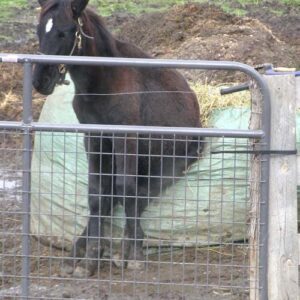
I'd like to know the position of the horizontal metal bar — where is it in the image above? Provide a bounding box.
[1,53,259,77]
[220,82,250,95]
[0,121,264,138]
[0,121,22,130]
[211,150,297,155]
[33,123,264,138]
[0,54,270,139]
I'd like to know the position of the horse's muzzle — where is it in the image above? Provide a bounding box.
[32,64,60,95]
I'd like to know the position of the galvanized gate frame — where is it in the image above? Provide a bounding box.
[0,53,271,299]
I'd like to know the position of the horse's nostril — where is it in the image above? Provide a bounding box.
[32,74,53,95]
[32,78,40,89]
[43,77,50,86]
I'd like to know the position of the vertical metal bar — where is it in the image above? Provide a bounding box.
[21,61,33,299]
[258,77,271,300]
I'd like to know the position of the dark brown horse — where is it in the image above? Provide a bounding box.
[33,0,201,277]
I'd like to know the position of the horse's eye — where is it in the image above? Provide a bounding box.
[58,31,66,39]
[36,24,41,34]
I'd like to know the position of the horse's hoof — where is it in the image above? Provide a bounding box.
[112,253,126,268]
[73,265,92,278]
[127,260,144,270]
[60,264,74,277]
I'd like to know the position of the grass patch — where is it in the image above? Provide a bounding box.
[227,0,299,5]
[1,0,298,19]
[0,0,27,21]
[220,3,248,16]
[91,0,299,16]
[277,0,300,4]
[91,0,188,16]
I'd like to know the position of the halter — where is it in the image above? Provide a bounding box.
[57,17,93,85]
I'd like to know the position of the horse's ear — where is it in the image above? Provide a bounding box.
[71,0,89,18]
[38,0,48,6]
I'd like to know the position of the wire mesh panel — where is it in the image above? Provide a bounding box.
[1,128,262,299]
[0,130,23,298]
[0,53,272,299]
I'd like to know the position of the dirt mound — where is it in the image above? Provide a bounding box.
[117,3,299,82]
[246,2,300,47]
[1,2,299,123]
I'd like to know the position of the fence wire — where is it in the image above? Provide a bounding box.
[0,54,271,299]
[0,129,264,299]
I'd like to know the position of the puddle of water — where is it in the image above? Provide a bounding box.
[0,171,22,192]
[0,179,19,190]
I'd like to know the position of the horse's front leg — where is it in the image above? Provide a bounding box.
[73,183,112,277]
[61,225,87,276]
[74,137,113,278]
[63,137,113,278]
[113,136,145,270]
[62,152,102,277]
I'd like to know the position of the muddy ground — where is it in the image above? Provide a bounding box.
[0,1,299,299]
[1,175,250,300]
[0,151,251,299]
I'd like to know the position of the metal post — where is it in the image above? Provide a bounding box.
[259,77,271,300]
[21,61,33,299]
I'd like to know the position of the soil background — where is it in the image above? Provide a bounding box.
[0,1,299,123]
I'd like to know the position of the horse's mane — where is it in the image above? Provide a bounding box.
[81,8,119,56]
[80,7,151,58]
[40,0,68,20]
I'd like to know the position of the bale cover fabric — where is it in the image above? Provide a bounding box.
[31,79,251,249]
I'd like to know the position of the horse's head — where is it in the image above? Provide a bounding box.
[33,0,89,95]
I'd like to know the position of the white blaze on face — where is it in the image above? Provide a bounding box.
[45,18,53,33]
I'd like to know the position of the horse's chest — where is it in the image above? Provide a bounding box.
[73,97,140,125]
[73,99,105,124]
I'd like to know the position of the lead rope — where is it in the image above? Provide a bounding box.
[57,31,81,84]
[58,17,94,85]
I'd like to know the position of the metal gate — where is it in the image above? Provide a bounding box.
[0,54,270,299]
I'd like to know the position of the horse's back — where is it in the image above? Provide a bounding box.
[116,40,200,129]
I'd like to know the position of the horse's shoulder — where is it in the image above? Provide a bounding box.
[115,39,151,59]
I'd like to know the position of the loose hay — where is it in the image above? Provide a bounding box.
[0,63,45,122]
[0,90,21,121]
[191,82,251,127]
[0,90,45,122]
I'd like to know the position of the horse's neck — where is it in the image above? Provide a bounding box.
[69,18,149,94]
[69,28,119,92]
[83,16,119,57]
[69,64,117,95]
